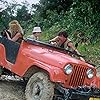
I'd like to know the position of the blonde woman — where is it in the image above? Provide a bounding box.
[5,20,23,43]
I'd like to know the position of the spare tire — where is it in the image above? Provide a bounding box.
[25,72,54,100]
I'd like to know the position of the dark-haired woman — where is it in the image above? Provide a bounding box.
[50,31,85,61]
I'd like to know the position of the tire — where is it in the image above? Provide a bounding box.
[25,72,54,100]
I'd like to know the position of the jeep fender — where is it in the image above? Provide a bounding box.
[36,62,66,83]
[0,44,7,66]
[24,61,66,83]
[91,76,100,88]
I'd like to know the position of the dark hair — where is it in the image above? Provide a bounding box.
[58,31,68,38]
[32,32,36,34]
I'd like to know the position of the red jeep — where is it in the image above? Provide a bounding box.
[0,35,100,100]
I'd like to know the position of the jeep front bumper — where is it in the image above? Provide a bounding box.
[54,84,100,100]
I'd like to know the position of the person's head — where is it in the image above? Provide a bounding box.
[58,31,68,41]
[32,27,42,37]
[9,20,23,36]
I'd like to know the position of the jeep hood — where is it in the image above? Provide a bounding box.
[23,45,91,69]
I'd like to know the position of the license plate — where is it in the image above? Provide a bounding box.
[89,98,100,100]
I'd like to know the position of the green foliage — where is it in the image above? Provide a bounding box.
[41,23,62,41]
[33,0,73,17]
[78,41,100,65]
[40,0,100,43]
[0,0,100,43]
[0,0,32,33]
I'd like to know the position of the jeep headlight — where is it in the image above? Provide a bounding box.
[87,69,94,79]
[64,64,73,74]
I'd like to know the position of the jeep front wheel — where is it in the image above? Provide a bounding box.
[25,72,54,100]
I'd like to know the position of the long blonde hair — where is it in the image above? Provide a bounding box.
[9,20,23,37]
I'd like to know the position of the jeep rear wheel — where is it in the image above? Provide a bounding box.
[25,72,54,100]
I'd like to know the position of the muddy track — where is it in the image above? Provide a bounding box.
[0,80,26,100]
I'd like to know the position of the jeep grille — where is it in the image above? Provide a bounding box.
[69,65,88,87]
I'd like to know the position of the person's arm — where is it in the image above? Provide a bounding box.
[67,42,85,61]
[5,31,11,40]
[6,32,22,42]
[11,33,22,42]
[49,36,59,45]
[49,36,59,42]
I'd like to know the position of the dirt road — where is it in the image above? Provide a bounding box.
[0,80,26,100]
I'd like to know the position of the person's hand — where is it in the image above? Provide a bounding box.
[50,41,58,46]
[4,30,11,40]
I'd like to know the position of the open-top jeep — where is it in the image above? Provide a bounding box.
[0,35,100,100]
